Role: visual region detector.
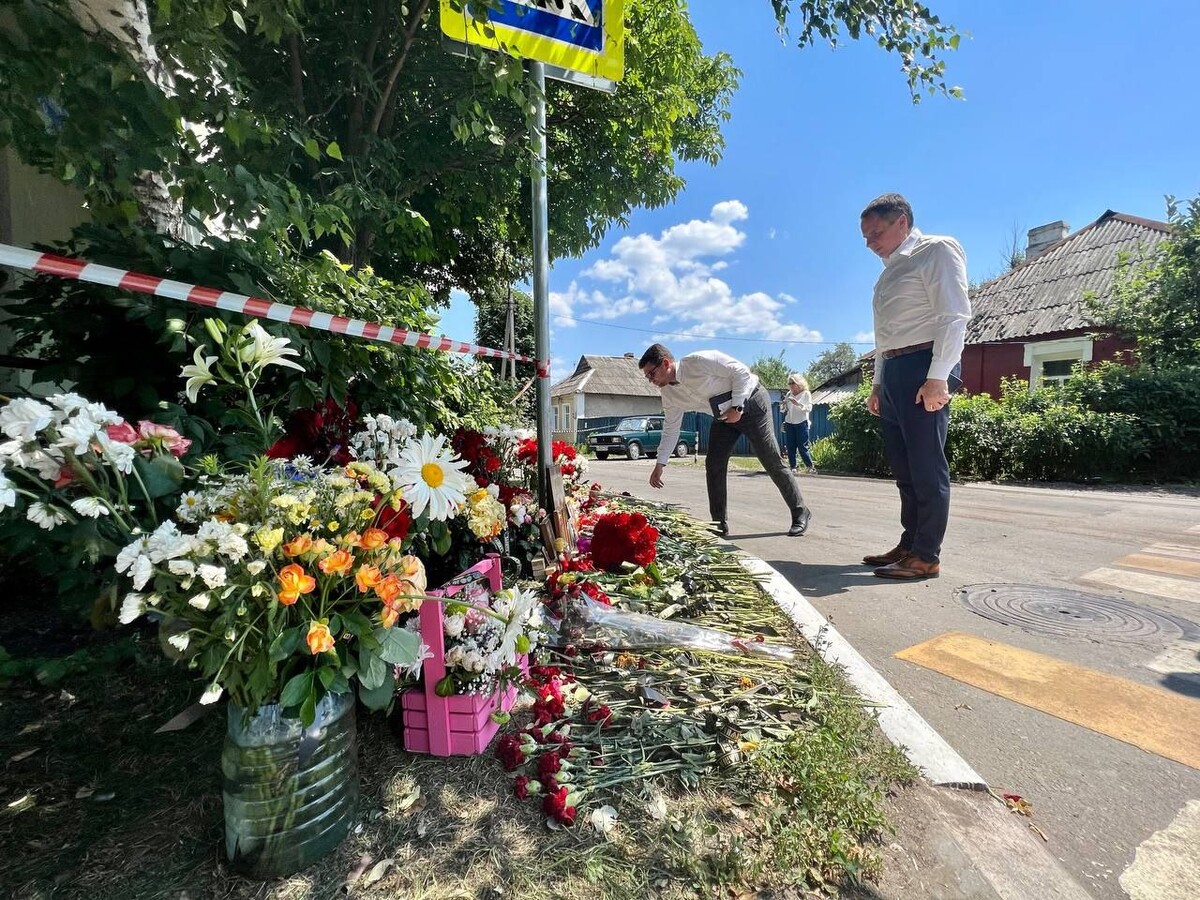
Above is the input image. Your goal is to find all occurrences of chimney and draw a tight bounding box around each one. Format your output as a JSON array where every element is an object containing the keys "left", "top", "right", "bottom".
[
  {"left": 623, "top": 352, "right": 635, "bottom": 358},
  {"left": 1026, "top": 221, "right": 1070, "bottom": 262}
]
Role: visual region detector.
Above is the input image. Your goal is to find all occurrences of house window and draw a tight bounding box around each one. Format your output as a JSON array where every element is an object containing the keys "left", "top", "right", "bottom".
[
  {"left": 552, "top": 405, "right": 560, "bottom": 432},
  {"left": 1023, "top": 337, "right": 1093, "bottom": 389}
]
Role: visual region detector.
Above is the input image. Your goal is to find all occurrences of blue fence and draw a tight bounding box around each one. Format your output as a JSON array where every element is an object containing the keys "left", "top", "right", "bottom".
[{"left": 579, "top": 400, "right": 838, "bottom": 457}]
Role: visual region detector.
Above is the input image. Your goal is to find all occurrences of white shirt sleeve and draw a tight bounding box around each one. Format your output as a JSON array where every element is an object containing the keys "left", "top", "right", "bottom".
[
  {"left": 923, "top": 240, "right": 972, "bottom": 381},
  {"left": 798, "top": 391, "right": 813, "bottom": 414},
  {"left": 657, "top": 402, "right": 685, "bottom": 466}
]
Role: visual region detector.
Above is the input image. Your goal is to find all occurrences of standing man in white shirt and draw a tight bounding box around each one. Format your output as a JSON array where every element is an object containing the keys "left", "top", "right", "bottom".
[
  {"left": 859, "top": 193, "right": 971, "bottom": 579},
  {"left": 638, "top": 344, "right": 812, "bottom": 538}
]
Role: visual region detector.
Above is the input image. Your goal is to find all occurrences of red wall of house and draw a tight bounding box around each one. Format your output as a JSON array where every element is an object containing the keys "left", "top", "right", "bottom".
[{"left": 959, "top": 330, "right": 1136, "bottom": 398}]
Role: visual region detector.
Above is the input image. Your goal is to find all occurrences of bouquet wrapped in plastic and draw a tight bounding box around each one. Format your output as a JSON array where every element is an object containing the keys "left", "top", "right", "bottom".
[{"left": 552, "top": 595, "right": 795, "bottom": 662}]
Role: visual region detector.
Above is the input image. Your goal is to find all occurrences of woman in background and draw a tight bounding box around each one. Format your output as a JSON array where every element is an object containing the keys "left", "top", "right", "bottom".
[{"left": 782, "top": 373, "right": 815, "bottom": 474}]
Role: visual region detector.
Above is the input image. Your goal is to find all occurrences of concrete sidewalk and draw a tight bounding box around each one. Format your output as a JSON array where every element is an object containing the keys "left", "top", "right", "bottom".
[{"left": 745, "top": 549, "right": 1091, "bottom": 899}]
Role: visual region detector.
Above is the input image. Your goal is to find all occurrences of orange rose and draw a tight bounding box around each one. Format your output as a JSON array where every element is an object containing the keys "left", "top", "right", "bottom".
[
  {"left": 338, "top": 530, "right": 361, "bottom": 548},
  {"left": 379, "top": 607, "right": 400, "bottom": 629},
  {"left": 318, "top": 548, "right": 354, "bottom": 576},
  {"left": 310, "top": 537, "right": 332, "bottom": 557},
  {"left": 359, "top": 528, "right": 388, "bottom": 550},
  {"left": 374, "top": 573, "right": 403, "bottom": 609},
  {"left": 277, "top": 564, "right": 316, "bottom": 606},
  {"left": 397, "top": 555, "right": 428, "bottom": 595},
  {"left": 355, "top": 564, "right": 383, "bottom": 594},
  {"left": 282, "top": 534, "right": 313, "bottom": 557},
  {"left": 306, "top": 621, "right": 335, "bottom": 654}
]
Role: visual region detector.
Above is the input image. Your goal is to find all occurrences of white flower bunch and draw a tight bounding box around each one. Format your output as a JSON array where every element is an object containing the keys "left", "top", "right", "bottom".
[
  {"left": 442, "top": 585, "right": 543, "bottom": 696},
  {"left": 349, "top": 414, "right": 418, "bottom": 468}
]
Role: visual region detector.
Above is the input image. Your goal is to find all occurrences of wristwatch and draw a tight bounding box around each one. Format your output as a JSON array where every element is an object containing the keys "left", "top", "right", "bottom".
[{"left": 731, "top": 405, "right": 742, "bottom": 413}]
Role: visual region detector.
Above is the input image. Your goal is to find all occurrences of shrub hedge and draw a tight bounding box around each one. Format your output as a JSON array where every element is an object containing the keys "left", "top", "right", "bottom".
[{"left": 821, "top": 363, "right": 1199, "bottom": 483}]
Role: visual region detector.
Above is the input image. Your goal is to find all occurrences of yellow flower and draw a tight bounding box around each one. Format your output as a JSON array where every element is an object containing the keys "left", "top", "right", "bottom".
[
  {"left": 306, "top": 620, "right": 335, "bottom": 655},
  {"left": 255, "top": 526, "right": 285, "bottom": 554},
  {"left": 327, "top": 520, "right": 340, "bottom": 532},
  {"left": 359, "top": 508, "right": 375, "bottom": 521}
]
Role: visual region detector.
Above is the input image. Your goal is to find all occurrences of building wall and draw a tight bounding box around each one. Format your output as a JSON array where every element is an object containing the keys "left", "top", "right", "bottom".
[
  {"left": 582, "top": 393, "right": 662, "bottom": 419},
  {"left": 960, "top": 329, "right": 1136, "bottom": 398},
  {"left": 0, "top": 149, "right": 90, "bottom": 393}
]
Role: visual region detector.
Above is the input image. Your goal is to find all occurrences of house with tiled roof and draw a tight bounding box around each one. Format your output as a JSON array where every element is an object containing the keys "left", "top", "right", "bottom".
[
  {"left": 962, "top": 210, "right": 1170, "bottom": 396},
  {"left": 549, "top": 354, "right": 663, "bottom": 443}
]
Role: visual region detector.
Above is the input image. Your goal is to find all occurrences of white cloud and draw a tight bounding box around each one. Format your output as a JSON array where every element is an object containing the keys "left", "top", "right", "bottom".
[
  {"left": 853, "top": 330, "right": 875, "bottom": 344},
  {"left": 768, "top": 228, "right": 777, "bottom": 240},
  {"left": 575, "top": 201, "right": 820, "bottom": 345}
]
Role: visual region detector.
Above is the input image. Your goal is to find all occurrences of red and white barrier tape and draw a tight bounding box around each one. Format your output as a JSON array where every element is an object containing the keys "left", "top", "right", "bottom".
[{"left": 0, "top": 243, "right": 547, "bottom": 373}]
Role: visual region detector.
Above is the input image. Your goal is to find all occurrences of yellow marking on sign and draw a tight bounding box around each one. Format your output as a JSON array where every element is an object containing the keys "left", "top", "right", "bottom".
[
  {"left": 1079, "top": 567, "right": 1200, "bottom": 605},
  {"left": 895, "top": 632, "right": 1200, "bottom": 770},
  {"left": 1116, "top": 553, "right": 1200, "bottom": 579}
]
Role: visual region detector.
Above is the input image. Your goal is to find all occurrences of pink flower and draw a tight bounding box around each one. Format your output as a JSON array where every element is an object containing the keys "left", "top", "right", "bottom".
[
  {"left": 106, "top": 422, "right": 138, "bottom": 444},
  {"left": 136, "top": 421, "right": 192, "bottom": 457}
]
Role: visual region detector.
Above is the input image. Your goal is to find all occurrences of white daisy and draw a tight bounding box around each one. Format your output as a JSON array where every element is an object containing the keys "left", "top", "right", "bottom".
[
  {"left": 390, "top": 433, "right": 472, "bottom": 521},
  {"left": 71, "top": 497, "right": 110, "bottom": 518},
  {"left": 176, "top": 491, "right": 202, "bottom": 522},
  {"left": 26, "top": 501, "right": 69, "bottom": 530}
]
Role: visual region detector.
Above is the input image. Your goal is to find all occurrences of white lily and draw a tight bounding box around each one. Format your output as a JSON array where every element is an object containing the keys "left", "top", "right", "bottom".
[
  {"left": 239, "top": 323, "right": 304, "bottom": 374},
  {"left": 181, "top": 346, "right": 219, "bottom": 403}
]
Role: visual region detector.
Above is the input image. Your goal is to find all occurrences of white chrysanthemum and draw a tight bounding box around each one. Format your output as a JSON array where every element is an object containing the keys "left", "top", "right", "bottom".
[
  {"left": 130, "top": 556, "right": 154, "bottom": 590},
  {"left": 391, "top": 433, "right": 471, "bottom": 521},
  {"left": 198, "top": 564, "right": 227, "bottom": 589},
  {"left": 71, "top": 497, "right": 110, "bottom": 518},
  {"left": 168, "top": 632, "right": 190, "bottom": 652},
  {"left": 25, "top": 448, "right": 65, "bottom": 482},
  {"left": 443, "top": 613, "right": 466, "bottom": 639},
  {"left": 95, "top": 433, "right": 135, "bottom": 474},
  {"left": 199, "top": 683, "right": 223, "bottom": 705},
  {"left": 168, "top": 559, "right": 195, "bottom": 577},
  {"left": 56, "top": 414, "right": 103, "bottom": 455},
  {"left": 146, "top": 521, "right": 189, "bottom": 562},
  {"left": 188, "top": 592, "right": 212, "bottom": 611},
  {"left": 246, "top": 559, "right": 268, "bottom": 576},
  {"left": 26, "top": 501, "right": 69, "bottom": 530},
  {"left": 118, "top": 593, "right": 146, "bottom": 624},
  {"left": 0, "top": 398, "right": 54, "bottom": 441},
  {"left": 116, "top": 536, "right": 151, "bottom": 575},
  {"left": 0, "top": 471, "right": 15, "bottom": 511}
]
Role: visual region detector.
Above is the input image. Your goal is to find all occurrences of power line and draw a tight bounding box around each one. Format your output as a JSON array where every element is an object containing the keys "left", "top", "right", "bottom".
[{"left": 551, "top": 313, "right": 874, "bottom": 345}]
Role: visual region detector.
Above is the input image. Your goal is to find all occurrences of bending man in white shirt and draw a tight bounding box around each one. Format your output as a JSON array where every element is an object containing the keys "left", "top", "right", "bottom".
[
  {"left": 859, "top": 193, "right": 971, "bottom": 580},
  {"left": 638, "top": 344, "right": 811, "bottom": 538}
]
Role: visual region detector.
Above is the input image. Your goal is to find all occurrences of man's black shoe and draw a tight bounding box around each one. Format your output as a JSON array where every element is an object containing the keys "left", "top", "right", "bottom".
[
  {"left": 714, "top": 520, "right": 729, "bottom": 538},
  {"left": 787, "top": 507, "right": 811, "bottom": 537}
]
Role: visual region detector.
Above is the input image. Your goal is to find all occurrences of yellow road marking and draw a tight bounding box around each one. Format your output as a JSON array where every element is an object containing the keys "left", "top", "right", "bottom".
[
  {"left": 1079, "top": 567, "right": 1200, "bottom": 605},
  {"left": 895, "top": 632, "right": 1200, "bottom": 770},
  {"left": 1116, "top": 553, "right": 1200, "bottom": 579}
]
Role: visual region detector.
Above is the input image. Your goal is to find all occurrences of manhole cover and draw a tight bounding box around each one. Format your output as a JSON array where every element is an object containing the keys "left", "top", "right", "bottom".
[{"left": 957, "top": 583, "right": 1199, "bottom": 644}]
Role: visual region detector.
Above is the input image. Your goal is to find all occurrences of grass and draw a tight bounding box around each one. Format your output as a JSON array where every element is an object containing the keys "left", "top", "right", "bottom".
[{"left": 1, "top": 505, "right": 913, "bottom": 900}]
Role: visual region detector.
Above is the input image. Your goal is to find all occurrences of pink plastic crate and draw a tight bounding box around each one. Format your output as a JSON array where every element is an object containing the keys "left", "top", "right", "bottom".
[{"left": 401, "top": 555, "right": 526, "bottom": 756}]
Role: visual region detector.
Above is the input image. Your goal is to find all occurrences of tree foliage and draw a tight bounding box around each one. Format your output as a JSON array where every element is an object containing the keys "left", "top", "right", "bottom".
[
  {"left": 770, "top": 0, "right": 962, "bottom": 101},
  {"left": 805, "top": 342, "right": 860, "bottom": 387},
  {"left": 750, "top": 350, "right": 792, "bottom": 389},
  {"left": 1089, "top": 195, "right": 1200, "bottom": 371}
]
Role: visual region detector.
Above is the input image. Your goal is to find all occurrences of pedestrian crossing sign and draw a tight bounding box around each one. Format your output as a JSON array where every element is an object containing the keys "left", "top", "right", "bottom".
[{"left": 440, "top": 0, "right": 625, "bottom": 85}]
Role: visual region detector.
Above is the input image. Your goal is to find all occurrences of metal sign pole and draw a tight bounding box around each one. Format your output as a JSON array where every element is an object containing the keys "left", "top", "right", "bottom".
[{"left": 529, "top": 60, "right": 553, "bottom": 512}]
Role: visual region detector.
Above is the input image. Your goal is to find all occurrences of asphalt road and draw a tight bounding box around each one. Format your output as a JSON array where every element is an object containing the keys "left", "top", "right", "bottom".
[{"left": 589, "top": 455, "right": 1200, "bottom": 900}]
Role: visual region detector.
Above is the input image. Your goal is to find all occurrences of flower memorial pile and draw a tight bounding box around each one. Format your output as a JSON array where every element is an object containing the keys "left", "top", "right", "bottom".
[
  {"left": 588, "top": 509, "right": 659, "bottom": 572},
  {"left": 435, "top": 585, "right": 544, "bottom": 697}
]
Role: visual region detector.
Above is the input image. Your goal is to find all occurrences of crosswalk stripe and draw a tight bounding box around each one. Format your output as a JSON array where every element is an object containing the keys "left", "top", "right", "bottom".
[
  {"left": 895, "top": 632, "right": 1200, "bottom": 770},
  {"left": 1145, "top": 543, "right": 1200, "bottom": 562},
  {"left": 1116, "top": 553, "right": 1200, "bottom": 579},
  {"left": 1079, "top": 567, "right": 1200, "bottom": 605}
]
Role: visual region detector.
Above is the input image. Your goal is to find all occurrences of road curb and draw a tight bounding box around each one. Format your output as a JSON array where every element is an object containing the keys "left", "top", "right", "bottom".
[{"left": 737, "top": 551, "right": 988, "bottom": 790}]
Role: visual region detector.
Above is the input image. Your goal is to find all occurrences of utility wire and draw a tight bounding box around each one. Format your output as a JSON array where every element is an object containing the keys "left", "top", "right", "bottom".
[{"left": 551, "top": 313, "right": 874, "bottom": 345}]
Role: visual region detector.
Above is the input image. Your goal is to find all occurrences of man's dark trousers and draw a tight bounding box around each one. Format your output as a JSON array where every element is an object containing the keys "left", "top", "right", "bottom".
[
  {"left": 705, "top": 386, "right": 805, "bottom": 524},
  {"left": 878, "top": 350, "right": 959, "bottom": 563}
]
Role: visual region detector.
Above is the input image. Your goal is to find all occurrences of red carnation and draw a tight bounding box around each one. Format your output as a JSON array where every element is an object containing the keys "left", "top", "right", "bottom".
[
  {"left": 543, "top": 787, "right": 577, "bottom": 825},
  {"left": 514, "top": 775, "right": 531, "bottom": 800},
  {"left": 495, "top": 733, "right": 526, "bottom": 771},
  {"left": 537, "top": 751, "right": 562, "bottom": 779}
]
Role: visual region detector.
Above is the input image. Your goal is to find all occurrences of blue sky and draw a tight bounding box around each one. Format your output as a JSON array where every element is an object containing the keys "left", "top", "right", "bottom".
[{"left": 438, "top": 0, "right": 1200, "bottom": 382}]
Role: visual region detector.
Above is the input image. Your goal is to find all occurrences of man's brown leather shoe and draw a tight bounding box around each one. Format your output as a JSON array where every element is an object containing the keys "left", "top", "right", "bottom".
[
  {"left": 873, "top": 556, "right": 940, "bottom": 579},
  {"left": 862, "top": 545, "right": 908, "bottom": 566}
]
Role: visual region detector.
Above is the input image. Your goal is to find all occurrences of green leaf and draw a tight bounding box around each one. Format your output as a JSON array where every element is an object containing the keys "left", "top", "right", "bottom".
[
  {"left": 299, "top": 691, "right": 317, "bottom": 727},
  {"left": 358, "top": 673, "right": 396, "bottom": 711},
  {"left": 358, "top": 649, "right": 388, "bottom": 690},
  {"left": 325, "top": 141, "right": 343, "bottom": 161},
  {"left": 374, "top": 626, "right": 419, "bottom": 666},
  {"left": 279, "top": 669, "right": 313, "bottom": 708},
  {"left": 231, "top": 9, "right": 246, "bottom": 31},
  {"left": 132, "top": 454, "right": 185, "bottom": 499},
  {"left": 304, "top": 138, "right": 320, "bottom": 160},
  {"left": 269, "top": 626, "right": 302, "bottom": 662}
]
